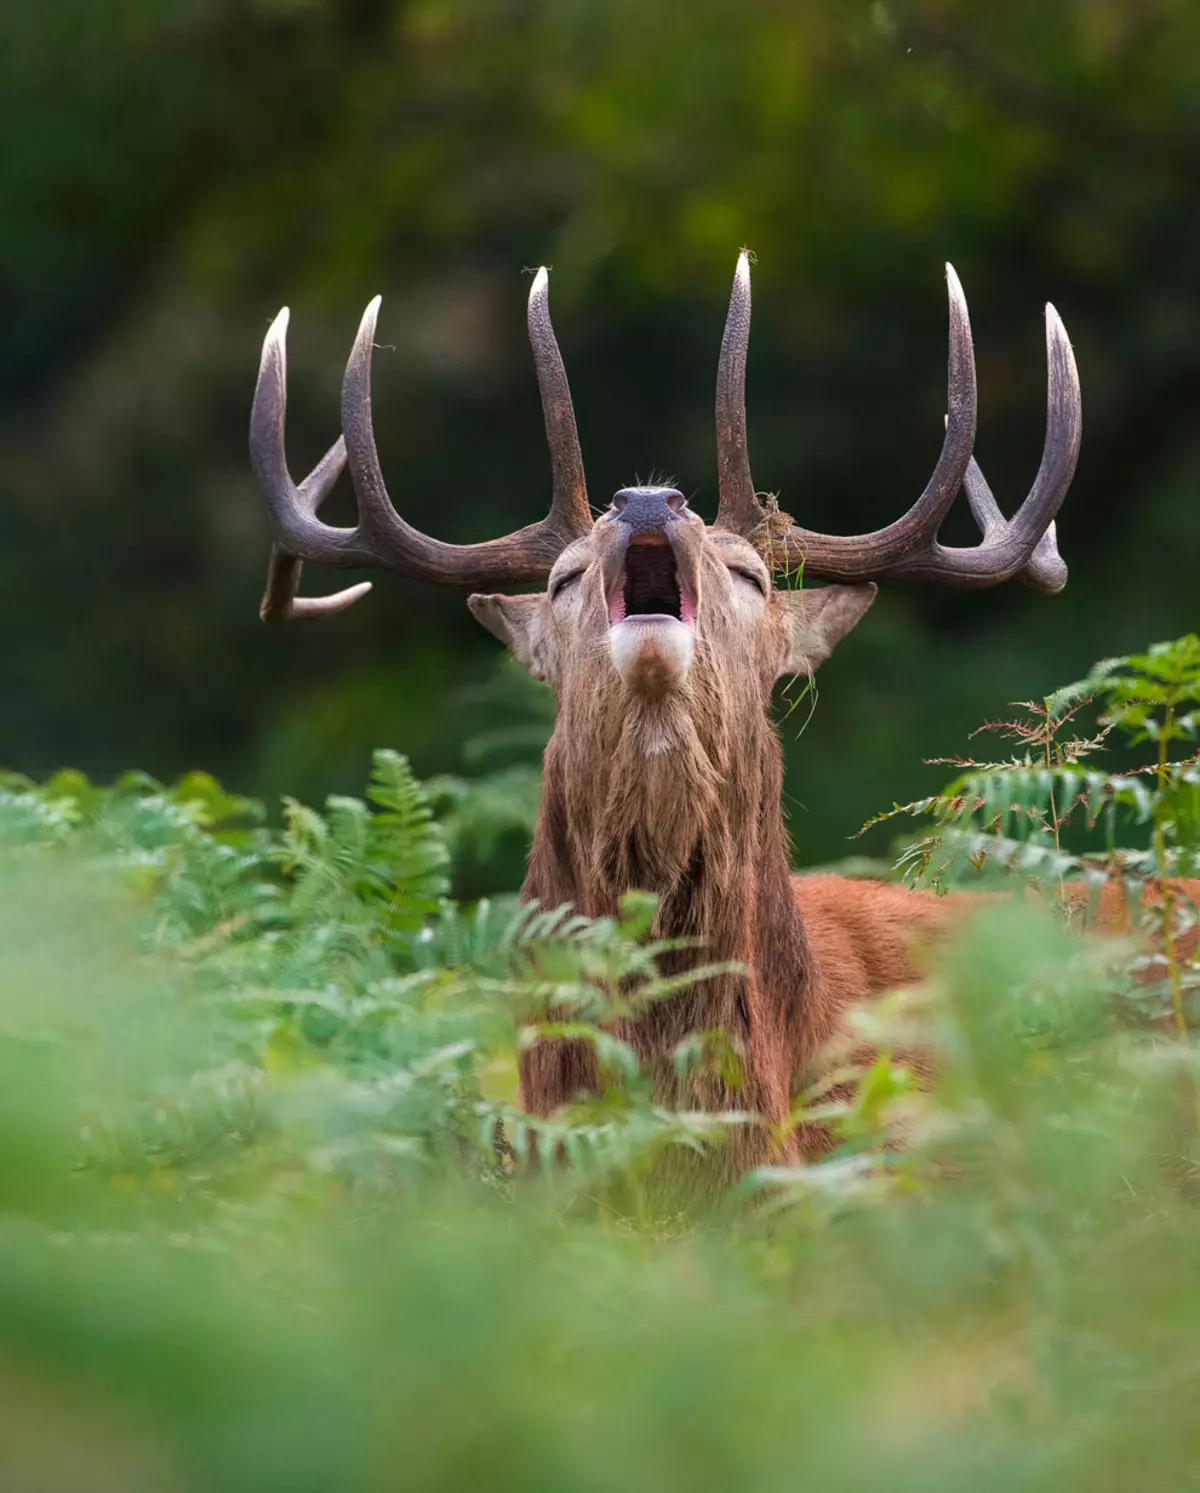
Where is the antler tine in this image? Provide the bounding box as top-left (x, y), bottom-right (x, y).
top-left (962, 456), bottom-right (1067, 594)
top-left (527, 267), bottom-right (593, 541)
top-left (251, 310), bottom-right (375, 623)
top-left (879, 302), bottom-right (1080, 590)
top-left (715, 251), bottom-right (760, 534)
top-left (771, 275), bottom-right (1082, 589)
top-left (340, 296), bottom-right (414, 553)
top-left (776, 264), bottom-right (978, 575)
top-left (340, 296), bottom-right (573, 585)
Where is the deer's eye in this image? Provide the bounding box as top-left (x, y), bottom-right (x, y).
top-left (550, 569), bottom-right (585, 601)
top-left (730, 565), bottom-right (768, 597)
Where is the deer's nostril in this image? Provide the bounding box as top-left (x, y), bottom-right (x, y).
top-left (611, 486), bottom-right (687, 533)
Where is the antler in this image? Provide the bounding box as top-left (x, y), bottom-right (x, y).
top-left (256, 434), bottom-right (373, 622)
top-left (249, 269), bottom-right (593, 620)
top-left (714, 253), bottom-right (1081, 593)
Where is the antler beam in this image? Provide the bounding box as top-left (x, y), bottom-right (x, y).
top-left (714, 254), bottom-right (1081, 592)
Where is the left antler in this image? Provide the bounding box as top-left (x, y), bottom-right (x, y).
top-left (714, 253), bottom-right (1081, 593)
top-left (249, 269), bottom-right (594, 621)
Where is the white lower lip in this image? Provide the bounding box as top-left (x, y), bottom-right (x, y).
top-left (608, 615), bottom-right (695, 684)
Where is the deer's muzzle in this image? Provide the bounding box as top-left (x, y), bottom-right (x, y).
top-left (599, 488), bottom-right (703, 692)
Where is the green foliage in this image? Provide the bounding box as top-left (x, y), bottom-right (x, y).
top-left (9, 0), bottom-right (1200, 1477)
top-left (864, 635), bottom-right (1200, 1036)
top-left (6, 0), bottom-right (1200, 869)
top-left (866, 634), bottom-right (1200, 883)
top-left (4, 638), bottom-right (1200, 1488)
top-left (426, 661), bottom-right (554, 895)
top-left (1, 749), bottom-right (756, 1209)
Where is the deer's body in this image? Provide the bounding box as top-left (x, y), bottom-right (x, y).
top-left (518, 642), bottom-right (971, 1166)
top-left (521, 711), bottom-right (1200, 1172)
top-left (250, 250), bottom-right (1090, 1172)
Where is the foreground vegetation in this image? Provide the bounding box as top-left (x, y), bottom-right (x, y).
top-left (1, 636), bottom-right (1198, 1490)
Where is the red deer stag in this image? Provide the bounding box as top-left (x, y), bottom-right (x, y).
top-left (249, 255), bottom-right (1087, 1168)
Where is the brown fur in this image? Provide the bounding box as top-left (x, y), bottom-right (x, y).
top-left (511, 519), bottom-right (826, 1172)
top-left (471, 511), bottom-right (1199, 1176)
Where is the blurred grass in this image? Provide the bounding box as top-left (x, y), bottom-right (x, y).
top-left (2, 685), bottom-right (1200, 1489)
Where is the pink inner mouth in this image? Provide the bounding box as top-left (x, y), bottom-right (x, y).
top-left (608, 542), bottom-right (695, 628)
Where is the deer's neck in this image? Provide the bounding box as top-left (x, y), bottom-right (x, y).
top-left (522, 701), bottom-right (814, 1122)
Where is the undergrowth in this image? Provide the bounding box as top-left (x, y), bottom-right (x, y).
top-left (865, 634), bottom-right (1200, 1028)
top-left (1, 637), bottom-right (1199, 1491)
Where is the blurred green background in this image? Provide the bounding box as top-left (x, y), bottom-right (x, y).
top-left (4, 0), bottom-right (1198, 864)
top-left (5, 13), bottom-right (1200, 1483)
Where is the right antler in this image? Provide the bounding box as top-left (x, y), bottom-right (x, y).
top-left (714, 253), bottom-right (1081, 593)
top-left (250, 269), bottom-right (594, 621)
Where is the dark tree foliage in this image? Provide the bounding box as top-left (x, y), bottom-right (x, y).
top-left (2, 1), bottom-right (1199, 863)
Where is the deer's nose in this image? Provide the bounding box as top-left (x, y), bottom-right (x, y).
top-left (610, 486), bottom-right (688, 534)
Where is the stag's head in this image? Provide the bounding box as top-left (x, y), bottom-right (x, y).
top-left (249, 255), bottom-right (1081, 761)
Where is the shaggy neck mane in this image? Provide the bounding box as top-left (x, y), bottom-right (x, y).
top-left (521, 650), bottom-right (814, 1142)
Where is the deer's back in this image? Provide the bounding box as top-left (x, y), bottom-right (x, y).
top-left (791, 873), bottom-right (1200, 1034)
top-left (791, 875), bottom-right (967, 1016)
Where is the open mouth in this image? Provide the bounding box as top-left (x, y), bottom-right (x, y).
top-left (607, 537), bottom-right (696, 627)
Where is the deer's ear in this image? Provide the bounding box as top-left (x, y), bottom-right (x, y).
top-left (467, 593), bottom-right (553, 681)
top-left (777, 583), bottom-right (877, 678)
